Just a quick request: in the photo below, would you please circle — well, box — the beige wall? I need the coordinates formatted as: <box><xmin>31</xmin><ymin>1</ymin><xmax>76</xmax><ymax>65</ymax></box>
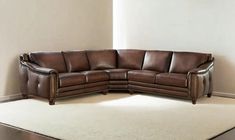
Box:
<box><xmin>0</xmin><ymin>0</ymin><xmax>112</xmax><ymax>97</ymax></box>
<box><xmin>113</xmin><ymin>0</ymin><xmax>235</xmax><ymax>94</ymax></box>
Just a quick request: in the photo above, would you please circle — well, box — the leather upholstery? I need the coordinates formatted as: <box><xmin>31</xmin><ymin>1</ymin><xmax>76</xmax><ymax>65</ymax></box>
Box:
<box><xmin>109</xmin><ymin>80</ymin><xmax>128</xmax><ymax>90</ymax></box>
<box><xmin>169</xmin><ymin>52</ymin><xmax>212</xmax><ymax>73</ymax></box>
<box><xmin>20</xmin><ymin>49</ymin><xmax>214</xmax><ymax>105</ymax></box>
<box><xmin>188</xmin><ymin>60</ymin><xmax>214</xmax><ymax>101</ymax></box>
<box><xmin>142</xmin><ymin>51</ymin><xmax>172</xmax><ymax>72</ymax></box>
<box><xmin>19</xmin><ymin>63</ymin><xmax>28</xmax><ymax>96</ymax></box>
<box><xmin>129</xmin><ymin>84</ymin><xmax>188</xmax><ymax>97</ymax></box>
<box><xmin>128</xmin><ymin>70</ymin><xmax>157</xmax><ymax>84</ymax></box>
<box><xmin>86</xmin><ymin>50</ymin><xmax>117</xmax><ymax>70</ymax></box>
<box><xmin>156</xmin><ymin>73</ymin><xmax>187</xmax><ymax>88</ymax></box>
<box><xmin>129</xmin><ymin>81</ymin><xmax>188</xmax><ymax>92</ymax></box>
<box><xmin>109</xmin><ymin>80</ymin><xmax>128</xmax><ymax>85</ymax></box>
<box><xmin>27</xmin><ymin>70</ymin><xmax>52</xmax><ymax>98</ymax></box>
<box><xmin>58</xmin><ymin>84</ymin><xmax>84</xmax><ymax>93</ymax></box>
<box><xmin>29</xmin><ymin>52</ymin><xmax>67</xmax><ymax>73</ymax></box>
<box><xmin>59</xmin><ymin>73</ymin><xmax>86</xmax><ymax>87</ymax></box>
<box><xmin>109</xmin><ymin>84</ymin><xmax>128</xmax><ymax>89</ymax></box>
<box><xmin>58</xmin><ymin>85</ymin><xmax>108</xmax><ymax>97</ymax></box>
<box><xmin>105</xmin><ymin>69</ymin><xmax>129</xmax><ymax>80</ymax></box>
<box><xmin>129</xmin><ymin>81</ymin><xmax>157</xmax><ymax>88</ymax></box>
<box><xmin>81</xmin><ymin>70</ymin><xmax>109</xmax><ymax>83</ymax></box>
<box><xmin>83</xmin><ymin>85</ymin><xmax>108</xmax><ymax>94</ymax></box>
<box><xmin>156</xmin><ymin>84</ymin><xmax>188</xmax><ymax>92</ymax></box>
<box><xmin>20</xmin><ymin>61</ymin><xmax>57</xmax><ymax>104</ymax></box>
<box><xmin>117</xmin><ymin>50</ymin><xmax>145</xmax><ymax>69</ymax></box>
<box><xmin>84</xmin><ymin>81</ymin><xmax>108</xmax><ymax>88</ymax></box>
<box><xmin>63</xmin><ymin>51</ymin><xmax>90</xmax><ymax>72</ymax></box>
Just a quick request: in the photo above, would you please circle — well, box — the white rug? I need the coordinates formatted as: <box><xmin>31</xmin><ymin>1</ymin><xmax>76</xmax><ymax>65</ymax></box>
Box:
<box><xmin>0</xmin><ymin>94</ymin><xmax>235</xmax><ymax>140</ymax></box>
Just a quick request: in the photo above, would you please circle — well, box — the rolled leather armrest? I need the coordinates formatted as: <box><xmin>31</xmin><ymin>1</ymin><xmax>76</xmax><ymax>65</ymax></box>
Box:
<box><xmin>187</xmin><ymin>58</ymin><xmax>214</xmax><ymax>75</ymax></box>
<box><xmin>20</xmin><ymin>61</ymin><xmax>58</xmax><ymax>75</ymax></box>
<box><xmin>187</xmin><ymin>58</ymin><xmax>214</xmax><ymax>103</ymax></box>
<box><xmin>19</xmin><ymin>60</ymin><xmax>58</xmax><ymax>105</ymax></box>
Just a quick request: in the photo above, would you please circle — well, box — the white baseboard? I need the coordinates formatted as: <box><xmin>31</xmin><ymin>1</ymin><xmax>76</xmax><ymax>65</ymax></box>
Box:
<box><xmin>0</xmin><ymin>93</ymin><xmax>22</xmax><ymax>102</ymax></box>
<box><xmin>213</xmin><ymin>91</ymin><xmax>235</xmax><ymax>98</ymax></box>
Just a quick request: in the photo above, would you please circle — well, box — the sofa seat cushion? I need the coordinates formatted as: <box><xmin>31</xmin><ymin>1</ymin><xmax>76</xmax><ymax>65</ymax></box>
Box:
<box><xmin>81</xmin><ymin>70</ymin><xmax>109</xmax><ymax>83</ymax></box>
<box><xmin>59</xmin><ymin>73</ymin><xmax>86</xmax><ymax>87</ymax></box>
<box><xmin>156</xmin><ymin>73</ymin><xmax>187</xmax><ymax>88</ymax></box>
<box><xmin>128</xmin><ymin>70</ymin><xmax>158</xmax><ymax>84</ymax></box>
<box><xmin>105</xmin><ymin>69</ymin><xmax>129</xmax><ymax>80</ymax></box>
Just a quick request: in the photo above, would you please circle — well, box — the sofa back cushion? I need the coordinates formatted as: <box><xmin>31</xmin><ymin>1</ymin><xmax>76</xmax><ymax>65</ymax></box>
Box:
<box><xmin>29</xmin><ymin>52</ymin><xmax>67</xmax><ymax>73</ymax></box>
<box><xmin>86</xmin><ymin>50</ymin><xmax>117</xmax><ymax>70</ymax></box>
<box><xmin>117</xmin><ymin>50</ymin><xmax>145</xmax><ymax>70</ymax></box>
<box><xmin>142</xmin><ymin>51</ymin><xmax>172</xmax><ymax>72</ymax></box>
<box><xmin>169</xmin><ymin>52</ymin><xmax>212</xmax><ymax>73</ymax></box>
<box><xmin>63</xmin><ymin>51</ymin><xmax>90</xmax><ymax>72</ymax></box>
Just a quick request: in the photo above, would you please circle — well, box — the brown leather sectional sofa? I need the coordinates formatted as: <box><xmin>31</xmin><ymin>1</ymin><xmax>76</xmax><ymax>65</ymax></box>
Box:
<box><xmin>19</xmin><ymin>49</ymin><xmax>214</xmax><ymax>105</ymax></box>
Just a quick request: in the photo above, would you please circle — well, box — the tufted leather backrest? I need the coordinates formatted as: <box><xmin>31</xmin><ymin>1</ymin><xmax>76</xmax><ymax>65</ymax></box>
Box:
<box><xmin>117</xmin><ymin>49</ymin><xmax>146</xmax><ymax>70</ymax></box>
<box><xmin>86</xmin><ymin>50</ymin><xmax>117</xmax><ymax>70</ymax></box>
<box><xmin>169</xmin><ymin>52</ymin><xmax>212</xmax><ymax>74</ymax></box>
<box><xmin>29</xmin><ymin>52</ymin><xmax>67</xmax><ymax>73</ymax></box>
<box><xmin>142</xmin><ymin>50</ymin><xmax>173</xmax><ymax>72</ymax></box>
<box><xmin>63</xmin><ymin>51</ymin><xmax>90</xmax><ymax>72</ymax></box>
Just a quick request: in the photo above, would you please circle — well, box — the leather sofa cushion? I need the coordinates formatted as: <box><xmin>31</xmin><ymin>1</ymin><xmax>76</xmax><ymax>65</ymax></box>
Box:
<box><xmin>128</xmin><ymin>70</ymin><xmax>158</xmax><ymax>84</ymax></box>
<box><xmin>59</xmin><ymin>73</ymin><xmax>86</xmax><ymax>87</ymax></box>
<box><xmin>117</xmin><ymin>50</ymin><xmax>145</xmax><ymax>70</ymax></box>
<box><xmin>81</xmin><ymin>70</ymin><xmax>109</xmax><ymax>83</ymax></box>
<box><xmin>29</xmin><ymin>52</ymin><xmax>66</xmax><ymax>73</ymax></box>
<box><xmin>142</xmin><ymin>51</ymin><xmax>172</xmax><ymax>72</ymax></box>
<box><xmin>156</xmin><ymin>73</ymin><xmax>187</xmax><ymax>88</ymax></box>
<box><xmin>169</xmin><ymin>52</ymin><xmax>212</xmax><ymax>73</ymax></box>
<box><xmin>86</xmin><ymin>50</ymin><xmax>116</xmax><ymax>70</ymax></box>
<box><xmin>63</xmin><ymin>51</ymin><xmax>90</xmax><ymax>72</ymax></box>
<box><xmin>105</xmin><ymin>69</ymin><xmax>129</xmax><ymax>80</ymax></box>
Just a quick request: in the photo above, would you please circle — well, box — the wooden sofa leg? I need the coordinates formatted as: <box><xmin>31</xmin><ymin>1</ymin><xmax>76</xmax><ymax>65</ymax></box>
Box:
<box><xmin>207</xmin><ymin>93</ymin><xmax>212</xmax><ymax>98</ymax></box>
<box><xmin>22</xmin><ymin>94</ymin><xmax>28</xmax><ymax>99</ymax></box>
<box><xmin>49</xmin><ymin>98</ymin><xmax>55</xmax><ymax>105</ymax></box>
<box><xmin>192</xmin><ymin>98</ymin><xmax>196</xmax><ymax>105</ymax></box>
<box><xmin>102</xmin><ymin>90</ymin><xmax>108</xmax><ymax>95</ymax></box>
<box><xmin>129</xmin><ymin>90</ymin><xmax>134</xmax><ymax>95</ymax></box>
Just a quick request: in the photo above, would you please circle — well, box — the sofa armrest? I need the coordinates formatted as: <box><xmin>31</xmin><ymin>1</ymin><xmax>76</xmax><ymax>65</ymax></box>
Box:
<box><xmin>20</xmin><ymin>61</ymin><xmax>58</xmax><ymax>75</ymax></box>
<box><xmin>19</xmin><ymin>60</ymin><xmax>58</xmax><ymax>105</ymax></box>
<box><xmin>187</xmin><ymin>58</ymin><xmax>214</xmax><ymax>103</ymax></box>
<box><xmin>187</xmin><ymin>58</ymin><xmax>214</xmax><ymax>75</ymax></box>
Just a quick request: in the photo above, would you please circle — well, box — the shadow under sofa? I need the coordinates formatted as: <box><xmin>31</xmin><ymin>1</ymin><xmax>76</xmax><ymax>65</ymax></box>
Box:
<box><xmin>19</xmin><ymin>49</ymin><xmax>214</xmax><ymax>105</ymax></box>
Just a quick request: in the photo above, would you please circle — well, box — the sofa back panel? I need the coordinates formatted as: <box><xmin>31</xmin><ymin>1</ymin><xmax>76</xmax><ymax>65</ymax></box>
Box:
<box><xmin>86</xmin><ymin>50</ymin><xmax>117</xmax><ymax>70</ymax></box>
<box><xmin>117</xmin><ymin>50</ymin><xmax>146</xmax><ymax>70</ymax></box>
<box><xmin>63</xmin><ymin>51</ymin><xmax>90</xmax><ymax>72</ymax></box>
<box><xmin>169</xmin><ymin>52</ymin><xmax>212</xmax><ymax>73</ymax></box>
<box><xmin>29</xmin><ymin>52</ymin><xmax>67</xmax><ymax>73</ymax></box>
<box><xmin>142</xmin><ymin>51</ymin><xmax>173</xmax><ymax>72</ymax></box>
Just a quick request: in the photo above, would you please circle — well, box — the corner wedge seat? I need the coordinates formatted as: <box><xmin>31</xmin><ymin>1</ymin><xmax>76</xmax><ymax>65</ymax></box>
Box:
<box><xmin>155</xmin><ymin>73</ymin><xmax>187</xmax><ymax>88</ymax></box>
<box><xmin>128</xmin><ymin>70</ymin><xmax>158</xmax><ymax>84</ymax></box>
<box><xmin>81</xmin><ymin>70</ymin><xmax>109</xmax><ymax>83</ymax></box>
<box><xmin>59</xmin><ymin>73</ymin><xmax>86</xmax><ymax>87</ymax></box>
<box><xmin>105</xmin><ymin>69</ymin><xmax>129</xmax><ymax>80</ymax></box>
